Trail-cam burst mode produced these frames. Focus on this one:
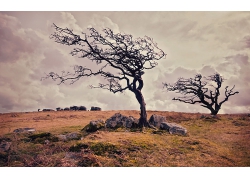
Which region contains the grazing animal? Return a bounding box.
[90,106,101,111]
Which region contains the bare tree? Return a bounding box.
[163,73,239,115]
[43,24,166,128]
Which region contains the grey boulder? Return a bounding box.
[82,119,105,132]
[160,122,187,136]
[149,114,167,128]
[57,132,82,141]
[105,113,138,129]
[13,128,36,133]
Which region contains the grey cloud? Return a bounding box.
[0,12,249,114]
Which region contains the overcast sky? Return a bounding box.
[0,11,249,114]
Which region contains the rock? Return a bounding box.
[66,132,82,140]
[149,114,167,128]
[105,113,138,129]
[0,141,12,152]
[83,120,105,132]
[160,122,187,136]
[200,115,206,119]
[57,134,67,141]
[44,140,50,145]
[57,132,82,141]
[13,128,36,133]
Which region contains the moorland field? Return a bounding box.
[0,110,249,167]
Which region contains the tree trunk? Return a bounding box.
[210,109,219,115]
[138,99,148,128]
[134,89,149,128]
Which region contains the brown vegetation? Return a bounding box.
[0,110,249,167]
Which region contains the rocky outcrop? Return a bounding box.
[91,106,101,111]
[149,114,167,128]
[105,113,138,129]
[13,128,36,133]
[160,122,187,136]
[82,120,105,132]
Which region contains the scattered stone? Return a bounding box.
[105,113,138,129]
[13,128,36,133]
[44,140,50,145]
[57,132,82,141]
[148,114,167,128]
[0,141,12,152]
[57,134,67,141]
[200,115,206,119]
[66,132,82,140]
[160,122,187,136]
[82,120,105,132]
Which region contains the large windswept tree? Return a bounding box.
[44,24,166,127]
[163,73,239,115]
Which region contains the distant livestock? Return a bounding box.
[79,106,87,111]
[56,107,63,111]
[90,106,102,111]
[70,106,87,111]
[38,106,99,112]
[42,109,55,112]
[70,106,79,111]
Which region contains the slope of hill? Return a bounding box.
[0,110,249,167]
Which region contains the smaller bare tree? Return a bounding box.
[163,73,239,115]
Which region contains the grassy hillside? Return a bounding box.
[0,110,249,167]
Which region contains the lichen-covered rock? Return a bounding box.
[160,122,187,136]
[105,113,138,129]
[149,114,167,128]
[13,128,36,133]
[82,120,105,132]
[57,135,67,141]
[66,132,82,140]
[57,132,82,141]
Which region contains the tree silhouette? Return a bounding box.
[44,24,166,128]
[163,73,239,115]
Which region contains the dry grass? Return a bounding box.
[0,110,249,167]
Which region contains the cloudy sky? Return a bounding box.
[0,11,249,114]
